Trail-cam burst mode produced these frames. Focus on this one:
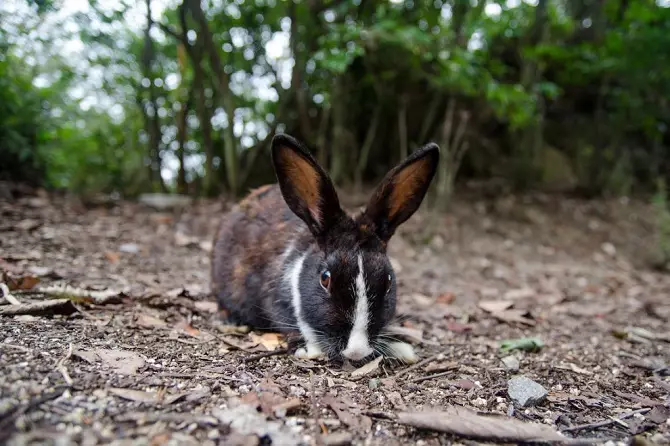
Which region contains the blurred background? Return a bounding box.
[1,0,669,208]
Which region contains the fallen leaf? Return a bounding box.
[175,320,200,337]
[272,398,302,418]
[109,388,164,404]
[73,348,145,375]
[492,309,536,326]
[136,313,167,329]
[104,251,120,263]
[499,337,544,353]
[323,396,360,429]
[194,301,218,313]
[6,275,40,291]
[445,320,473,333]
[478,300,514,314]
[436,292,456,304]
[351,356,383,378]
[213,400,300,444]
[396,406,573,443]
[249,332,286,351]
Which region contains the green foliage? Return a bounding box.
[1,0,669,200]
[0,50,50,184]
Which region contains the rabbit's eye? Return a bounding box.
[320,270,331,291]
[386,274,392,294]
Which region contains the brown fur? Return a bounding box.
[211,184,308,327]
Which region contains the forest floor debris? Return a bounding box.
[1,187,670,445]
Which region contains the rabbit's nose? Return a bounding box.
[342,345,374,361]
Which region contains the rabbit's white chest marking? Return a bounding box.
[289,252,323,358]
[341,255,373,361]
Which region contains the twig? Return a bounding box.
[393,352,440,379]
[0,299,76,316]
[243,348,289,363]
[0,283,21,305]
[310,371,325,446]
[409,370,454,384]
[561,408,651,433]
[56,343,74,386]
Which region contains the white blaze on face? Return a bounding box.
[341,254,373,361]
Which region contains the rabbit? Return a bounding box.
[211,133,439,363]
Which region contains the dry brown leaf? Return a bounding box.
[436,292,456,304]
[491,309,536,326]
[104,251,120,263]
[109,388,163,404]
[351,355,383,378]
[396,406,577,443]
[73,348,145,375]
[136,313,167,329]
[249,332,286,351]
[6,275,40,291]
[323,396,360,429]
[175,320,200,337]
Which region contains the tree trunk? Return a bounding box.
[513,0,549,189]
[185,0,238,196]
[355,102,382,189]
[141,0,166,192]
[398,94,408,161]
[179,3,216,196]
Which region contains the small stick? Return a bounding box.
[56,343,74,386]
[393,352,440,379]
[561,408,651,433]
[244,348,288,363]
[409,370,454,384]
[0,283,21,305]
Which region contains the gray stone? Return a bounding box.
[501,355,520,372]
[507,376,547,407]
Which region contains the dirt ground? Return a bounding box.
[1,184,669,446]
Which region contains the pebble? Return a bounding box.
[368,378,380,390]
[507,376,548,407]
[119,243,140,253]
[501,355,520,372]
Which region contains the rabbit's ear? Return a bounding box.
[272,134,344,239]
[362,143,440,242]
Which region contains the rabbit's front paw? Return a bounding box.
[295,343,325,360]
[386,341,419,364]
